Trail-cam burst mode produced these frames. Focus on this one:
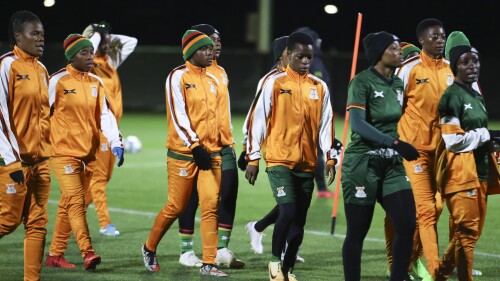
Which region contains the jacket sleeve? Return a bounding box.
[166,70,200,148]
[100,93,123,149]
[108,34,138,69]
[246,75,274,161]
[440,116,489,153]
[0,59,21,165]
[318,84,337,163]
[89,32,101,55]
[242,75,267,146]
[439,92,489,153]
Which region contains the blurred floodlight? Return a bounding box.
[324,4,338,14]
[44,0,55,7]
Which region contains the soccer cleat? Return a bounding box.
[99,223,120,236]
[179,250,202,267]
[316,190,335,198]
[141,244,159,272]
[83,252,101,271]
[472,269,483,276]
[216,248,245,269]
[411,258,430,278]
[246,221,264,254]
[268,261,285,281]
[45,254,76,269]
[288,273,299,281]
[386,267,415,280]
[199,264,228,277]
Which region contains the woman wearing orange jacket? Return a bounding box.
[47,34,124,271]
[0,10,51,281]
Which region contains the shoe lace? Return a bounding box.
[145,250,156,266]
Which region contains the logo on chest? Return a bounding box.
[185,84,196,89]
[63,89,76,95]
[208,82,217,94]
[6,183,17,194]
[280,89,292,95]
[464,103,473,110]
[416,78,429,84]
[90,84,98,97]
[308,87,319,100]
[355,186,367,198]
[374,90,384,98]
[16,74,30,80]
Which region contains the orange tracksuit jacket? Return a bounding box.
[246,66,336,172]
[0,46,50,166]
[207,60,233,147]
[397,51,454,151]
[165,61,221,154]
[89,33,138,122]
[49,64,122,162]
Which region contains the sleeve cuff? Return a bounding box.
[189,142,200,150]
[248,160,259,166]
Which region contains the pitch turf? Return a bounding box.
[2,113,500,280]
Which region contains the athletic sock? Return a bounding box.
[179,233,194,253]
[218,227,231,249]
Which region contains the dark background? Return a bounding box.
[1,0,498,117]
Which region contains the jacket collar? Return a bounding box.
[13,46,38,63]
[286,65,308,82]
[186,61,207,75]
[420,50,445,68]
[66,64,89,81]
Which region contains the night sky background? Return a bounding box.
[1,0,496,55]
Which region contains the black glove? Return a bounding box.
[489,130,500,141]
[392,139,420,161]
[94,21,111,34]
[237,151,248,171]
[9,170,24,185]
[192,146,211,170]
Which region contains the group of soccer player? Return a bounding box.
[0,10,135,281]
[0,8,498,281]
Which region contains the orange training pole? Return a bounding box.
[331,12,363,235]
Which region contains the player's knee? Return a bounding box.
[0,220,22,235]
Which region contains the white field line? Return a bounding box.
[47,200,500,259]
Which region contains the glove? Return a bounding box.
[9,170,24,185]
[489,130,500,141]
[392,139,420,161]
[94,21,111,34]
[192,146,211,170]
[237,151,248,171]
[112,147,125,167]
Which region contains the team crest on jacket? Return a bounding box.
[446,74,453,86]
[355,186,367,198]
[6,183,16,194]
[185,84,196,89]
[374,90,384,98]
[309,87,319,100]
[16,74,30,80]
[221,74,228,85]
[280,89,292,95]
[209,82,216,94]
[63,89,76,95]
[464,103,473,110]
[90,84,98,97]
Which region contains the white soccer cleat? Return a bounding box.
[179,250,202,267]
[99,223,120,236]
[246,221,264,254]
[200,264,228,277]
[216,248,245,269]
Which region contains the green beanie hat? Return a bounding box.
[445,31,470,59]
[181,30,214,61]
[63,33,93,61]
[400,42,421,60]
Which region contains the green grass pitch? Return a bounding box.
[2,113,500,280]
